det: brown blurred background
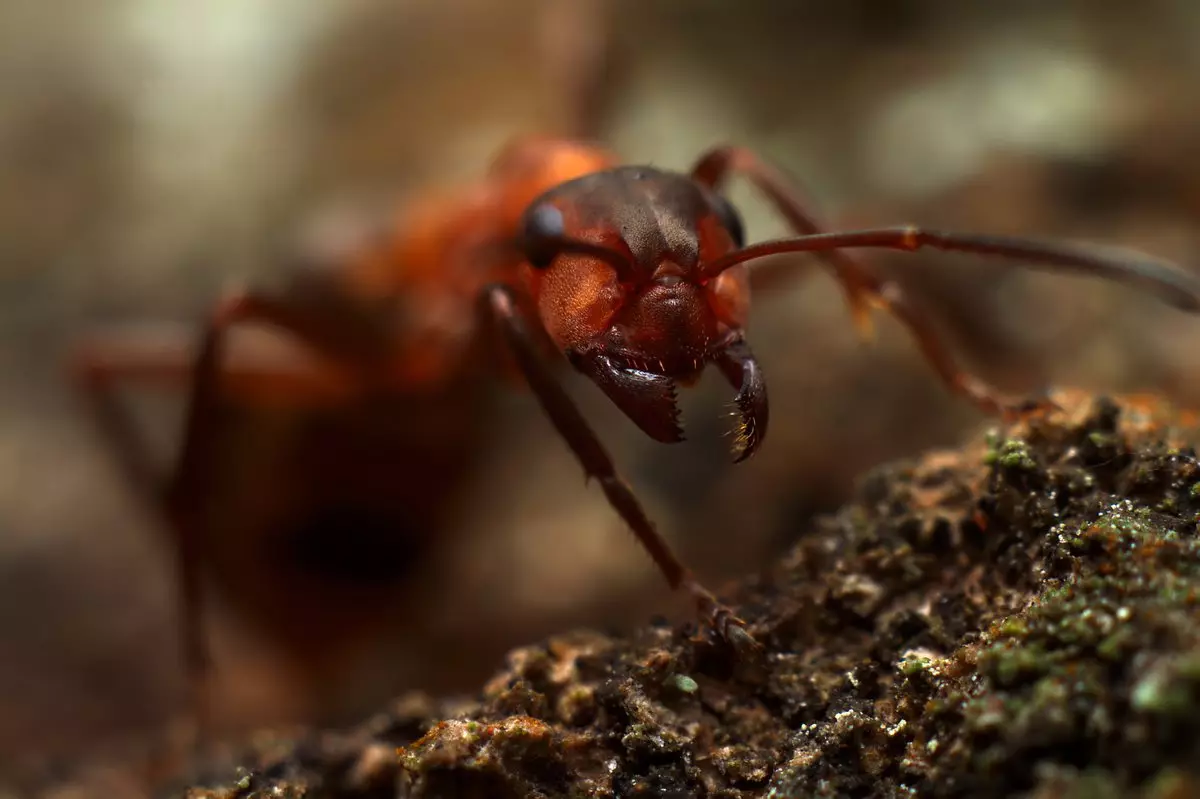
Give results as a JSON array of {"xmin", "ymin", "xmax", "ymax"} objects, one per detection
[{"xmin": 4, "ymin": 0, "xmax": 1200, "ymax": 792}]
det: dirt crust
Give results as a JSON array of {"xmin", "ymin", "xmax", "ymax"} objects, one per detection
[{"xmin": 166, "ymin": 391, "xmax": 1200, "ymax": 798}]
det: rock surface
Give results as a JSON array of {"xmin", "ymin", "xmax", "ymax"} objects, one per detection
[{"xmin": 170, "ymin": 392, "xmax": 1200, "ymax": 798}]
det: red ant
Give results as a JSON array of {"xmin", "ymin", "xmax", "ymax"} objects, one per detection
[{"xmin": 74, "ymin": 129, "xmax": 1200, "ymax": 709}]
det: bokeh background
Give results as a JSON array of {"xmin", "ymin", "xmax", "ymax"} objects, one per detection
[{"xmin": 5, "ymin": 0, "xmax": 1200, "ymax": 793}]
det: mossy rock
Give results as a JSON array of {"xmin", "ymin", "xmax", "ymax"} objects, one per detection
[{"xmin": 146, "ymin": 393, "xmax": 1200, "ymax": 797}]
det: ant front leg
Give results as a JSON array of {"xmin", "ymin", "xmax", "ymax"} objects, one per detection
[
  {"xmin": 692, "ymin": 147, "xmax": 878, "ymax": 335},
  {"xmin": 691, "ymin": 146, "xmax": 1057, "ymax": 420},
  {"xmin": 482, "ymin": 284, "xmax": 760, "ymax": 652}
]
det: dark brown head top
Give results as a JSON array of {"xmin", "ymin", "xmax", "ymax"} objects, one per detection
[{"xmin": 517, "ymin": 165, "xmax": 767, "ymax": 461}]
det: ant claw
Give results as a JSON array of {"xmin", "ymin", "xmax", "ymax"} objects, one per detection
[
  {"xmin": 684, "ymin": 579, "xmax": 763, "ymax": 656},
  {"xmin": 962, "ymin": 376, "xmax": 1062, "ymax": 422},
  {"xmin": 999, "ymin": 392, "xmax": 1061, "ymax": 422},
  {"xmin": 721, "ymin": 618, "xmax": 763, "ymax": 656}
]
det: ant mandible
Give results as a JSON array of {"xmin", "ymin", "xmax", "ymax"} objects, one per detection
[{"xmin": 75, "ymin": 135, "xmax": 1200, "ymax": 705}]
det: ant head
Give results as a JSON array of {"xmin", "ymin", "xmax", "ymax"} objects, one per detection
[{"xmin": 517, "ymin": 166, "xmax": 767, "ymax": 461}]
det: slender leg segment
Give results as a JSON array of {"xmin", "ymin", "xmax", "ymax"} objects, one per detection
[
  {"xmin": 72, "ymin": 292, "xmax": 369, "ymax": 731},
  {"xmin": 165, "ymin": 290, "xmax": 375, "ymax": 707},
  {"xmin": 483, "ymin": 284, "xmax": 758, "ymax": 649},
  {"xmin": 688, "ymin": 147, "xmax": 1200, "ymax": 417},
  {"xmin": 869, "ymin": 281, "xmax": 1056, "ymax": 418},
  {"xmin": 72, "ymin": 327, "xmax": 217, "ymax": 728},
  {"xmin": 692, "ymin": 146, "xmax": 880, "ymax": 337},
  {"xmin": 72, "ymin": 343, "xmax": 179, "ymax": 516},
  {"xmin": 160, "ymin": 292, "xmax": 262, "ymax": 707}
]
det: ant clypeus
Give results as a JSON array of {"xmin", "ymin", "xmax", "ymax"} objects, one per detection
[{"xmin": 73, "ymin": 137, "xmax": 1200, "ymax": 722}]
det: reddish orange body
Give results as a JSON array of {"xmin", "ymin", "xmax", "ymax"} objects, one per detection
[
  {"xmin": 332, "ymin": 136, "xmax": 620, "ymax": 390},
  {"xmin": 72, "ymin": 137, "xmax": 620, "ymax": 706}
]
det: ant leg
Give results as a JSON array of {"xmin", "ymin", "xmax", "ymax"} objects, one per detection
[
  {"xmin": 71, "ymin": 330, "xmax": 191, "ymax": 516},
  {"xmin": 72, "ymin": 302, "xmax": 364, "ymax": 732},
  {"xmin": 482, "ymin": 283, "xmax": 760, "ymax": 652},
  {"xmin": 160, "ymin": 293, "xmax": 260, "ymax": 722},
  {"xmin": 863, "ymin": 281, "xmax": 1057, "ymax": 419},
  {"xmin": 166, "ymin": 290, "xmax": 371, "ymax": 713},
  {"xmin": 71, "ymin": 326, "xmax": 215, "ymax": 731},
  {"xmin": 71, "ymin": 322, "xmax": 360, "ymax": 503},
  {"xmin": 692, "ymin": 146, "xmax": 879, "ymax": 338},
  {"xmin": 691, "ymin": 146, "xmax": 1062, "ymax": 418}
]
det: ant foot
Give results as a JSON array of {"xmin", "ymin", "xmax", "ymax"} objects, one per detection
[
  {"xmin": 960, "ymin": 376, "xmax": 1060, "ymax": 422},
  {"xmin": 997, "ymin": 391, "xmax": 1061, "ymax": 422},
  {"xmin": 684, "ymin": 579, "xmax": 763, "ymax": 655}
]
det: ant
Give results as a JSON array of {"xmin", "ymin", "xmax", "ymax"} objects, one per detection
[
  {"xmin": 74, "ymin": 130, "xmax": 1200, "ymax": 715},
  {"xmin": 71, "ymin": 0, "xmax": 627, "ymax": 727}
]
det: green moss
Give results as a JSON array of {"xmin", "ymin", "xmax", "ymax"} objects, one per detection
[
  {"xmin": 978, "ymin": 641, "xmax": 1049, "ymax": 686},
  {"xmin": 1090, "ymin": 504, "xmax": 1158, "ymax": 541},
  {"xmin": 1030, "ymin": 766, "xmax": 1125, "ymax": 799},
  {"xmin": 983, "ymin": 428, "xmax": 1003, "ymax": 465},
  {"xmin": 902, "ymin": 427, "xmax": 1200, "ymax": 792},
  {"xmin": 996, "ymin": 616, "xmax": 1029, "ymax": 637},
  {"xmin": 1131, "ymin": 653, "xmax": 1200, "ymax": 718},
  {"xmin": 1141, "ymin": 768, "xmax": 1197, "ymax": 798},
  {"xmin": 1096, "ymin": 626, "xmax": 1136, "ymax": 661},
  {"xmin": 899, "ymin": 654, "xmax": 931, "ymax": 677},
  {"xmin": 664, "ymin": 673, "xmax": 698, "ymax": 693},
  {"xmin": 987, "ymin": 438, "xmax": 1038, "ymax": 471}
]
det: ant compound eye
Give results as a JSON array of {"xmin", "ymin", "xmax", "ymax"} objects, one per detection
[
  {"xmin": 521, "ymin": 203, "xmax": 565, "ymax": 269},
  {"xmin": 710, "ymin": 193, "xmax": 745, "ymax": 248},
  {"xmin": 525, "ymin": 203, "xmax": 564, "ymax": 239}
]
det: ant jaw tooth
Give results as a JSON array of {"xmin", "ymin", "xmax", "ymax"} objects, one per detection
[
  {"xmin": 578, "ymin": 349, "xmax": 688, "ymax": 444},
  {"xmin": 713, "ymin": 339, "xmax": 765, "ymax": 464},
  {"xmin": 725, "ymin": 392, "xmax": 761, "ymax": 464},
  {"xmin": 730, "ymin": 425, "xmax": 751, "ymax": 461},
  {"xmin": 666, "ymin": 378, "xmax": 685, "ymax": 441}
]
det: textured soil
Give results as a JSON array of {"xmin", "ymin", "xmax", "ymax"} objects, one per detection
[{"xmin": 140, "ymin": 391, "xmax": 1200, "ymax": 798}]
